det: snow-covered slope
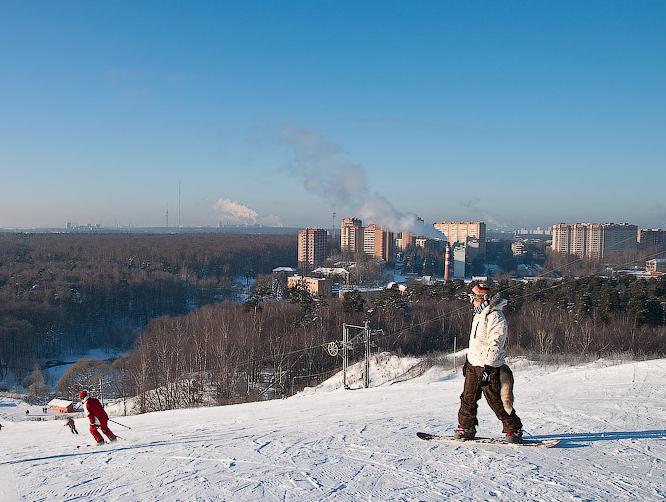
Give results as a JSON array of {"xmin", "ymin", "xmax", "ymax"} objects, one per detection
[{"xmin": 1, "ymin": 357, "xmax": 665, "ymax": 501}]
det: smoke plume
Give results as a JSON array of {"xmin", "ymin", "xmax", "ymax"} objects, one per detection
[
  {"xmin": 279, "ymin": 126, "xmax": 439, "ymax": 237},
  {"xmin": 213, "ymin": 198, "xmax": 284, "ymax": 227}
]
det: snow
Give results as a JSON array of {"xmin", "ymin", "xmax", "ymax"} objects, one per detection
[{"xmin": 1, "ymin": 357, "xmax": 666, "ymax": 500}]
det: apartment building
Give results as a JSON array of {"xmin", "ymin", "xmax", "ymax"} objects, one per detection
[
  {"xmin": 551, "ymin": 223, "xmax": 637, "ymax": 259},
  {"xmin": 374, "ymin": 227, "xmax": 396, "ymax": 262},
  {"xmin": 638, "ymin": 228, "xmax": 666, "ymax": 251},
  {"xmin": 340, "ymin": 217, "xmax": 365, "ymax": 254},
  {"xmin": 433, "ymin": 221, "xmax": 486, "ymax": 254},
  {"xmin": 287, "ymin": 275, "xmax": 332, "ymax": 297},
  {"xmin": 298, "ymin": 227, "xmax": 328, "ymax": 269}
]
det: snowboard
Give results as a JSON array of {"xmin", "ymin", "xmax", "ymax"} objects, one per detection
[{"xmin": 417, "ymin": 432, "xmax": 561, "ymax": 448}]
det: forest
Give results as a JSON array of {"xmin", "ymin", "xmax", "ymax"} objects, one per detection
[
  {"xmin": 0, "ymin": 233, "xmax": 296, "ymax": 382},
  {"xmin": 107, "ymin": 274, "xmax": 665, "ymax": 413}
]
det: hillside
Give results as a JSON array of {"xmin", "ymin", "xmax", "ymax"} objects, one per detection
[{"xmin": 1, "ymin": 357, "xmax": 665, "ymax": 501}]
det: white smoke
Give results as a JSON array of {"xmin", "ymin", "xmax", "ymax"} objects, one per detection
[
  {"xmin": 213, "ymin": 198, "xmax": 284, "ymax": 227},
  {"xmin": 460, "ymin": 198, "xmax": 507, "ymax": 230},
  {"xmin": 279, "ymin": 125, "xmax": 440, "ymax": 237},
  {"xmin": 214, "ymin": 198, "xmax": 259, "ymax": 223}
]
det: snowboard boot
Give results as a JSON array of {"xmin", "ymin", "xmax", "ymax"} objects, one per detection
[
  {"xmin": 453, "ymin": 425, "xmax": 476, "ymax": 440},
  {"xmin": 505, "ymin": 430, "xmax": 523, "ymax": 444}
]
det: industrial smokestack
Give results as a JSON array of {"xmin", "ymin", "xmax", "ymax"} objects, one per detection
[{"xmin": 444, "ymin": 243, "xmax": 451, "ymax": 283}]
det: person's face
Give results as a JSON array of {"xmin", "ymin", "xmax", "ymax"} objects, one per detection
[{"xmin": 469, "ymin": 293, "xmax": 486, "ymax": 307}]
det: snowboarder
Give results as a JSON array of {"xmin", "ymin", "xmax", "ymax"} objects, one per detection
[
  {"xmin": 79, "ymin": 390, "xmax": 116, "ymax": 445},
  {"xmin": 455, "ymin": 283, "xmax": 524, "ymax": 443},
  {"xmin": 64, "ymin": 417, "xmax": 78, "ymax": 434}
]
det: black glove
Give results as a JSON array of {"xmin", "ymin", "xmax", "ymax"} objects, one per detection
[{"xmin": 480, "ymin": 365, "xmax": 496, "ymax": 386}]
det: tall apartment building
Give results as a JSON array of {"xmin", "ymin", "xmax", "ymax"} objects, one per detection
[
  {"xmin": 397, "ymin": 231, "xmax": 416, "ymax": 251},
  {"xmin": 374, "ymin": 227, "xmax": 396, "ymax": 262},
  {"xmin": 638, "ymin": 228, "xmax": 666, "ymax": 251},
  {"xmin": 363, "ymin": 224, "xmax": 378, "ymax": 256},
  {"xmin": 298, "ymin": 227, "xmax": 328, "ymax": 269},
  {"xmin": 551, "ymin": 223, "xmax": 637, "ymax": 259},
  {"xmin": 433, "ymin": 221, "xmax": 486, "ymax": 254},
  {"xmin": 340, "ymin": 217, "xmax": 364, "ymax": 254}
]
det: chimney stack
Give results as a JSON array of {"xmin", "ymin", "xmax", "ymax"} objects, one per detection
[{"xmin": 444, "ymin": 243, "xmax": 451, "ymax": 283}]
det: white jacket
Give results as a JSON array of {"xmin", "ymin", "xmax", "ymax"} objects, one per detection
[{"xmin": 467, "ymin": 296, "xmax": 508, "ymax": 368}]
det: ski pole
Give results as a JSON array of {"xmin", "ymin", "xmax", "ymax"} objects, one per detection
[{"xmin": 108, "ymin": 418, "xmax": 132, "ymax": 430}]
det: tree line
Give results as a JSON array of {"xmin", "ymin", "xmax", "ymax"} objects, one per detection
[
  {"xmin": 112, "ymin": 274, "xmax": 665, "ymax": 413},
  {"xmin": 0, "ymin": 233, "xmax": 296, "ymax": 383}
]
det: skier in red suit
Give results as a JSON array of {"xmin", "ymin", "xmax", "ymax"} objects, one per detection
[{"xmin": 79, "ymin": 390, "xmax": 116, "ymax": 445}]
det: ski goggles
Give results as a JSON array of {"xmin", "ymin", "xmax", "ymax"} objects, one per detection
[{"xmin": 468, "ymin": 293, "xmax": 488, "ymax": 304}]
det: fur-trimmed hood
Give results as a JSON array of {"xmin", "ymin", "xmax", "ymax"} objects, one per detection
[{"xmin": 481, "ymin": 294, "xmax": 507, "ymax": 315}]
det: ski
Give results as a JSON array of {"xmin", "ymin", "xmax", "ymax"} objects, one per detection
[{"xmin": 417, "ymin": 432, "xmax": 561, "ymax": 448}]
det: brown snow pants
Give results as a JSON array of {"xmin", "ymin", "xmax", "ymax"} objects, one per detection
[{"xmin": 457, "ymin": 364, "xmax": 523, "ymax": 433}]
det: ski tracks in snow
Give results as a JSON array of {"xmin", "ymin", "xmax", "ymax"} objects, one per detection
[{"xmin": 2, "ymin": 358, "xmax": 666, "ymax": 500}]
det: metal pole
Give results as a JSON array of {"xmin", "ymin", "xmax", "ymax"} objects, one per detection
[
  {"xmin": 453, "ymin": 336, "xmax": 457, "ymax": 372},
  {"xmin": 364, "ymin": 321, "xmax": 370, "ymax": 388},
  {"xmin": 342, "ymin": 324, "xmax": 349, "ymax": 389}
]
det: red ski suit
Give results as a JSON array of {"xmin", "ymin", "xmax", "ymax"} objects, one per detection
[{"xmin": 82, "ymin": 397, "xmax": 116, "ymax": 443}]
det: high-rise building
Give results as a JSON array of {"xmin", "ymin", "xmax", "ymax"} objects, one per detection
[
  {"xmin": 398, "ymin": 231, "xmax": 415, "ymax": 251},
  {"xmin": 451, "ymin": 243, "xmax": 467, "ymax": 279},
  {"xmin": 638, "ymin": 228, "xmax": 666, "ymax": 251},
  {"xmin": 363, "ymin": 224, "xmax": 378, "ymax": 256},
  {"xmin": 298, "ymin": 228, "xmax": 328, "ymax": 269},
  {"xmin": 340, "ymin": 217, "xmax": 365, "ymax": 254},
  {"xmin": 551, "ymin": 223, "xmax": 637, "ymax": 259},
  {"xmin": 374, "ymin": 227, "xmax": 396, "ymax": 262},
  {"xmin": 433, "ymin": 221, "xmax": 486, "ymax": 254}
]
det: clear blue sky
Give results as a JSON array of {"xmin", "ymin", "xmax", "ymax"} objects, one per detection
[{"xmin": 1, "ymin": 1, "xmax": 665, "ymax": 229}]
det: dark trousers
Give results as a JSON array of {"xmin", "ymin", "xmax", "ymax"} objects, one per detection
[{"xmin": 458, "ymin": 364, "xmax": 522, "ymax": 433}]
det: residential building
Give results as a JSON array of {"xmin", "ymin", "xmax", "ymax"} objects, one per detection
[
  {"xmin": 340, "ymin": 217, "xmax": 365, "ymax": 254},
  {"xmin": 646, "ymin": 259, "xmax": 666, "ymax": 273},
  {"xmin": 298, "ymin": 227, "xmax": 328, "ymax": 269},
  {"xmin": 363, "ymin": 224, "xmax": 378, "ymax": 256},
  {"xmin": 374, "ymin": 227, "xmax": 395, "ymax": 262},
  {"xmin": 433, "ymin": 221, "xmax": 486, "ymax": 254},
  {"xmin": 398, "ymin": 231, "xmax": 416, "ymax": 251},
  {"xmin": 48, "ymin": 399, "xmax": 75, "ymax": 414},
  {"xmin": 514, "ymin": 227, "xmax": 551, "ymax": 236},
  {"xmin": 551, "ymin": 223, "xmax": 638, "ymax": 259},
  {"xmin": 511, "ymin": 241, "xmax": 525, "ymax": 256},
  {"xmin": 638, "ymin": 228, "xmax": 666, "ymax": 251},
  {"xmin": 287, "ymin": 275, "xmax": 332, "ymax": 297}
]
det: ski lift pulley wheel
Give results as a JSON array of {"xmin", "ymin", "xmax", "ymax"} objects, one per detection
[{"xmin": 327, "ymin": 341, "xmax": 339, "ymax": 357}]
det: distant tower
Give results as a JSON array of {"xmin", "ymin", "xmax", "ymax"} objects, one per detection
[
  {"xmin": 444, "ymin": 243, "xmax": 451, "ymax": 283},
  {"xmin": 331, "ymin": 211, "xmax": 336, "ymax": 240},
  {"xmin": 165, "ymin": 205, "xmax": 169, "ymax": 228},
  {"xmin": 178, "ymin": 180, "xmax": 182, "ymax": 228}
]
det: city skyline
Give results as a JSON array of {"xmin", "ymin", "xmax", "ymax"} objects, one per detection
[{"xmin": 2, "ymin": 2, "xmax": 665, "ymax": 229}]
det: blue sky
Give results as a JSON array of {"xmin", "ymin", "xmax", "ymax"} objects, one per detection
[{"xmin": 1, "ymin": 1, "xmax": 665, "ymax": 229}]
